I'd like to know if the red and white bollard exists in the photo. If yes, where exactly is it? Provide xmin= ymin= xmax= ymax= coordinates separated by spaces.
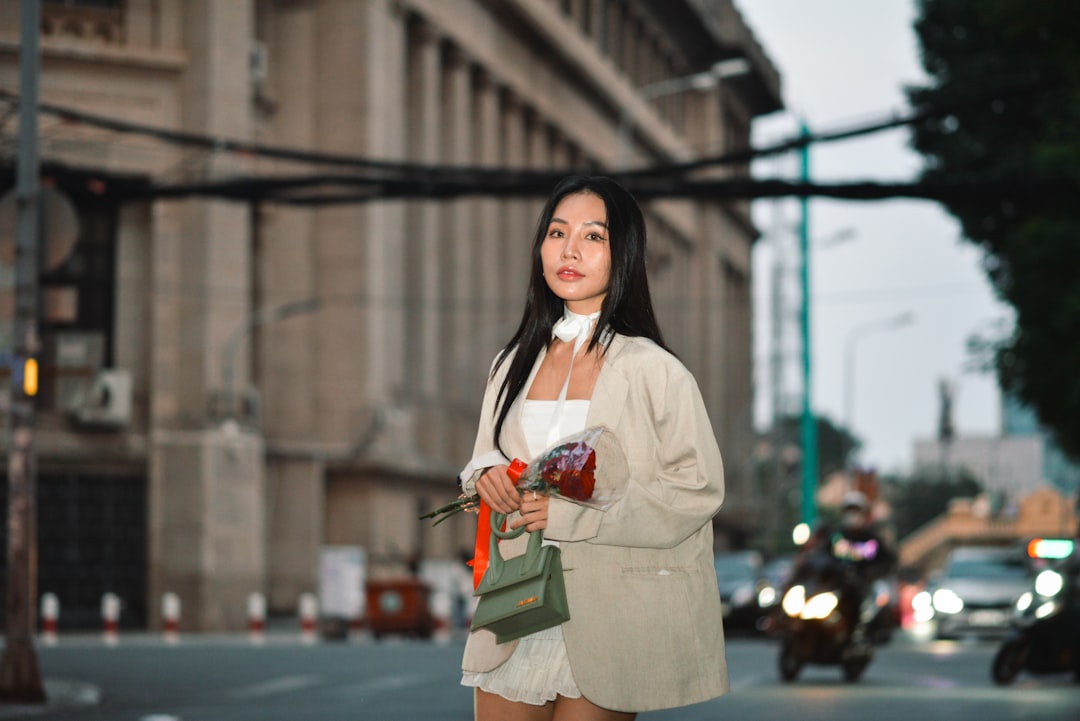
xmin=101 ymin=592 xmax=121 ymax=645
xmin=162 ymin=592 xmax=181 ymax=644
xmin=40 ymin=592 xmax=59 ymax=645
xmin=247 ymin=592 xmax=266 ymax=644
xmin=299 ymin=592 xmax=318 ymax=644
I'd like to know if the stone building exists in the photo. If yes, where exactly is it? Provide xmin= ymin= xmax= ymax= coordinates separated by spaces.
xmin=0 ymin=0 xmax=781 ymax=630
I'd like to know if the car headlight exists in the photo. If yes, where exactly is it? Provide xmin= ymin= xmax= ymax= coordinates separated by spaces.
xmin=1034 ymin=569 xmax=1064 ymax=598
xmin=758 ymin=585 xmax=777 ymax=607
xmin=912 ymin=590 xmax=935 ymax=621
xmin=932 ymin=588 xmax=964 ymax=615
xmin=732 ymin=585 xmax=755 ymax=607
xmin=1035 ymin=601 xmax=1060 ymax=619
xmin=1016 ymin=591 xmax=1033 ymax=613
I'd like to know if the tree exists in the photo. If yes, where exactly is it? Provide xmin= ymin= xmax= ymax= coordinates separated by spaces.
xmin=750 ymin=415 xmax=858 ymax=554
xmin=770 ymin=413 xmax=859 ymax=480
xmin=907 ymin=0 xmax=1080 ymax=459
xmin=882 ymin=465 xmax=982 ymax=541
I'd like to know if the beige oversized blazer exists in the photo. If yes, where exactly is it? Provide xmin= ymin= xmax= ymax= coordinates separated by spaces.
xmin=461 ymin=333 xmax=729 ymax=713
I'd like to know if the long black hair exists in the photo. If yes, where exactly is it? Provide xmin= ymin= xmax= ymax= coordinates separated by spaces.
xmin=490 ymin=175 xmax=669 ymax=455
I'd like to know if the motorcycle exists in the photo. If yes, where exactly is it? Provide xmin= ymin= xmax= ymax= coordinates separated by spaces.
xmin=775 ymin=550 xmax=888 ymax=683
xmin=991 ymin=559 xmax=1080 ymax=685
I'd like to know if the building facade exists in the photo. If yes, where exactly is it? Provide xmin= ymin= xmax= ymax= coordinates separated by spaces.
xmin=0 ymin=0 xmax=781 ymax=630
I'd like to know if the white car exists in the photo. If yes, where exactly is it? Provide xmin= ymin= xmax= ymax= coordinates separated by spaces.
xmin=925 ymin=546 xmax=1031 ymax=639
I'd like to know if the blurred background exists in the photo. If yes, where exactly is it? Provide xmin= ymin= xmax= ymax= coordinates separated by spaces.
xmin=0 ymin=0 xmax=1077 ymax=651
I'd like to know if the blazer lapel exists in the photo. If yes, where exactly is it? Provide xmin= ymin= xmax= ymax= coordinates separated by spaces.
xmin=587 ymin=335 xmax=629 ymax=431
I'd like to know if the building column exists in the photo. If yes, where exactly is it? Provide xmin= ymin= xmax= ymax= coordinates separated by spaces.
xmin=526 ymin=109 xmax=550 ymax=169
xmin=474 ymin=71 xmax=504 ymax=373
xmin=149 ymin=0 xmax=265 ymax=632
xmin=259 ymin=0 xmax=324 ymax=613
xmin=359 ymin=0 xmax=408 ymax=403
xmin=441 ymin=46 xmax=474 ymax=455
xmin=501 ymin=92 xmax=531 ymax=332
xmin=265 ymin=457 xmax=325 ymax=611
xmin=407 ymin=20 xmax=448 ymax=458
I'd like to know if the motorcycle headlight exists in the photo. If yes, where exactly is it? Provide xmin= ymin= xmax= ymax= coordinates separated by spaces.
xmin=1034 ymin=570 xmax=1064 ymax=598
xmin=801 ymin=591 xmax=839 ymax=620
xmin=1016 ymin=591 xmax=1033 ymax=613
xmin=782 ymin=585 xmax=806 ymax=617
xmin=932 ymin=588 xmax=964 ymax=615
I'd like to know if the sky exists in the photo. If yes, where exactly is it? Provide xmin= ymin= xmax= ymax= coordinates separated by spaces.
xmin=732 ymin=0 xmax=1014 ymax=473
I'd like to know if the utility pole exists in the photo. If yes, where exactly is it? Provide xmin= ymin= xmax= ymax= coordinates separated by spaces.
xmin=798 ymin=120 xmax=818 ymax=528
xmin=0 ymin=0 xmax=47 ymax=704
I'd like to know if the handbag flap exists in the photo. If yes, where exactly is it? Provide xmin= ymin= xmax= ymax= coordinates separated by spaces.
xmin=474 ymin=543 xmax=557 ymax=595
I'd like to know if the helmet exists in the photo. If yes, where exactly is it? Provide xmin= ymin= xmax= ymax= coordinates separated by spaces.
xmin=841 ymin=490 xmax=870 ymax=511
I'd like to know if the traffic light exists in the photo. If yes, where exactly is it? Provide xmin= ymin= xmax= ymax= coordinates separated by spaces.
xmin=22 ymin=357 xmax=38 ymax=396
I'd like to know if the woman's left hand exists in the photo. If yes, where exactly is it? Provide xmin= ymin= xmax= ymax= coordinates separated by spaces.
xmin=510 ymin=492 xmax=549 ymax=532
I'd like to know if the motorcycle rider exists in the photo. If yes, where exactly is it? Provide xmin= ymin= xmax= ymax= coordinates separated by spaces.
xmin=798 ymin=490 xmax=897 ymax=643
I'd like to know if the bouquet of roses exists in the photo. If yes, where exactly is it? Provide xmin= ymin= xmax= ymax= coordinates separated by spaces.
xmin=420 ymin=426 xmax=621 ymax=526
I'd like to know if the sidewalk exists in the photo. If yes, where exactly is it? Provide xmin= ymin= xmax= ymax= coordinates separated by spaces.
xmin=0 ymin=679 xmax=101 ymax=718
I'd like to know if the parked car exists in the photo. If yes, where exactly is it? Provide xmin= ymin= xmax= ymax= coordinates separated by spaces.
xmin=714 ymin=551 xmax=775 ymax=633
xmin=762 ymin=554 xmax=796 ymax=594
xmin=924 ymin=546 xmax=1032 ymax=639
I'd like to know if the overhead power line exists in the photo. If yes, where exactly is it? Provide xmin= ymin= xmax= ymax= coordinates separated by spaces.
xmin=0 ymin=75 xmax=1070 ymax=206
xmin=104 ymin=174 xmax=1069 ymax=205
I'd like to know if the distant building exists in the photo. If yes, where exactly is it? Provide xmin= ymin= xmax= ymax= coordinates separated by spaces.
xmin=913 ymin=392 xmax=1080 ymax=497
xmin=913 ymin=435 xmax=1043 ymax=496
xmin=0 ymin=0 xmax=782 ymax=629
xmin=1001 ymin=393 xmax=1080 ymax=495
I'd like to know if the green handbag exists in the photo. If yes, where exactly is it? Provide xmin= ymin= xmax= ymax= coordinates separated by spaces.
xmin=470 ymin=511 xmax=570 ymax=644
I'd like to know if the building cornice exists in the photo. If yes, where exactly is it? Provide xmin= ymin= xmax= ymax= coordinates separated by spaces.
xmin=0 ymin=34 xmax=186 ymax=72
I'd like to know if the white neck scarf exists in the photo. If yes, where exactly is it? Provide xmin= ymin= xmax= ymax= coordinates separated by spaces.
xmin=552 ymin=308 xmax=601 ymax=353
xmin=545 ymin=307 xmax=600 ymax=445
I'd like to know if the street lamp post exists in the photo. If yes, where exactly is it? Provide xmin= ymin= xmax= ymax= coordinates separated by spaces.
xmin=842 ymin=311 xmax=916 ymax=435
xmin=616 ymin=58 xmax=750 ymax=168
xmin=797 ymin=120 xmax=816 ymax=527
xmin=1 ymin=0 xmax=46 ymax=703
xmin=221 ymin=298 xmax=320 ymax=421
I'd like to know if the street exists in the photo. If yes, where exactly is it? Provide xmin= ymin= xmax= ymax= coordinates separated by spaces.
xmin=2 ymin=632 xmax=1076 ymax=721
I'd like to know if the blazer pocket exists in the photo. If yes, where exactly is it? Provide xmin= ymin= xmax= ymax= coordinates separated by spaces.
xmin=621 ymin=565 xmax=695 ymax=577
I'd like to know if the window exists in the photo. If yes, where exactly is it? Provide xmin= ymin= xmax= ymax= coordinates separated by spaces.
xmin=0 ymin=177 xmax=117 ymax=414
xmin=42 ymin=0 xmax=124 ymax=44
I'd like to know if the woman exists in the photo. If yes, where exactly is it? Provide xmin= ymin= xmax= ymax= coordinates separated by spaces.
xmin=458 ymin=176 xmax=728 ymax=720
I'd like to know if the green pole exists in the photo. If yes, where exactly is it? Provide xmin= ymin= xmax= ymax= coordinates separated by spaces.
xmin=798 ymin=120 xmax=817 ymax=527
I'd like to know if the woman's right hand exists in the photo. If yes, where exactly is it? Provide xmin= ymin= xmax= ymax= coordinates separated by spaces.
xmin=475 ymin=465 xmax=521 ymax=515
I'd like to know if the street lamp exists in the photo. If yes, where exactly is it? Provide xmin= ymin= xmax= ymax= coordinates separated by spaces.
xmin=221 ymin=297 xmax=320 ymax=421
xmin=842 ymin=311 xmax=916 ymax=434
xmin=616 ymin=57 xmax=751 ymax=168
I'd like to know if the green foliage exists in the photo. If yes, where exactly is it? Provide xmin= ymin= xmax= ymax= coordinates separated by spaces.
xmin=907 ymin=0 xmax=1080 ymax=459
xmin=882 ymin=465 xmax=982 ymax=541
xmin=773 ymin=413 xmax=860 ymax=480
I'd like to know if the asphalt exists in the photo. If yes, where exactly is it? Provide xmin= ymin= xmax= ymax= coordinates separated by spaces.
xmin=0 ymin=623 xmax=442 ymax=716
xmin=0 ymin=678 xmax=101 ymax=717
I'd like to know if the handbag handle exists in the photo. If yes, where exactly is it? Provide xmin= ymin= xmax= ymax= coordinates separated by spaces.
xmin=485 ymin=511 xmax=543 ymax=585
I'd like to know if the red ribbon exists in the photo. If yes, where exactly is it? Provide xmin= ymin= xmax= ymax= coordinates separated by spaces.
xmin=466 ymin=459 xmax=527 ymax=590
xmin=467 ymin=501 xmax=493 ymax=590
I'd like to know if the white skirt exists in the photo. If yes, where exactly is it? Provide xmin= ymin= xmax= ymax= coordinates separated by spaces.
xmin=461 ymin=624 xmax=582 ymax=706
